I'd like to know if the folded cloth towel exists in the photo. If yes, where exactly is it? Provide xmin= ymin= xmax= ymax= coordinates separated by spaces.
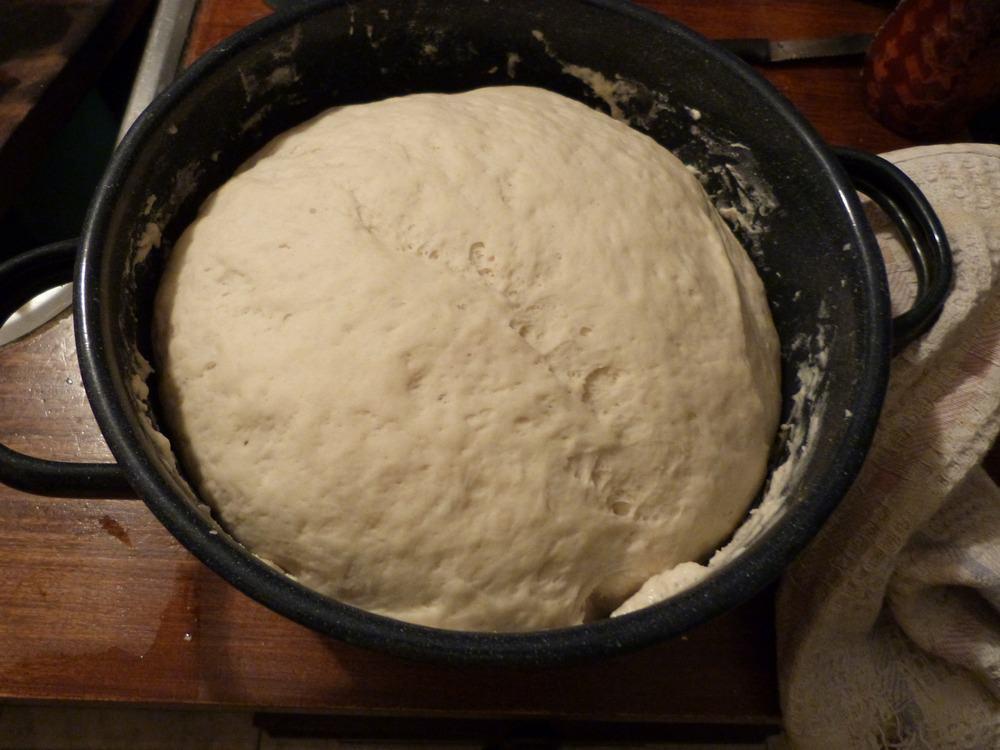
xmin=777 ymin=144 xmax=1000 ymax=749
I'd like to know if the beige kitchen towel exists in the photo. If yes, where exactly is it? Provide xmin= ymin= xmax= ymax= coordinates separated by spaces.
xmin=777 ymin=144 xmax=1000 ymax=749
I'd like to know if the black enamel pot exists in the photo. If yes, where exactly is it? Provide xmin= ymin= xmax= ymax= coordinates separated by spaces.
xmin=0 ymin=0 xmax=951 ymax=665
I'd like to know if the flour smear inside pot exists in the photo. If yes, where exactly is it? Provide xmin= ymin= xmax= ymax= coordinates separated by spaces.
xmin=151 ymin=85 xmax=780 ymax=631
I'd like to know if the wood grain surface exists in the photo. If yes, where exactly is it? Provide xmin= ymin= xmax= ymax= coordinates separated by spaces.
xmin=0 ymin=0 xmax=921 ymax=723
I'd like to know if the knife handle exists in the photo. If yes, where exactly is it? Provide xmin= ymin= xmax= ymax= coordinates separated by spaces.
xmin=715 ymin=38 xmax=771 ymax=64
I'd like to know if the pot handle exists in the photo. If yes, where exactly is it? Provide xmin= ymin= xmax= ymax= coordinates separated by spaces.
xmin=834 ymin=147 xmax=953 ymax=355
xmin=0 ymin=240 xmax=133 ymax=497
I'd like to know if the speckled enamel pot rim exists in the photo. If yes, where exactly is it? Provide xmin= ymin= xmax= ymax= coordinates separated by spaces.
xmin=72 ymin=0 xmax=904 ymax=665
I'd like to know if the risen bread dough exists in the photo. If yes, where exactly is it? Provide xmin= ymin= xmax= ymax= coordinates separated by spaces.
xmin=154 ymin=86 xmax=780 ymax=631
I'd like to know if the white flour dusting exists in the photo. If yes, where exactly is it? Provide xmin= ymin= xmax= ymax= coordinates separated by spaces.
xmin=132 ymin=222 xmax=161 ymax=271
xmin=506 ymin=52 xmax=521 ymax=78
xmin=129 ymin=350 xmax=176 ymax=471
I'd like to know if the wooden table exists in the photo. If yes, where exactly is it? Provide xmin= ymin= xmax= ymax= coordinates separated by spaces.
xmin=0 ymin=0 xmax=917 ymax=741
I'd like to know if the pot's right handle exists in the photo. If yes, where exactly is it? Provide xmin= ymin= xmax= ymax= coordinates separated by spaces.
xmin=0 ymin=240 xmax=133 ymax=497
xmin=834 ymin=147 xmax=953 ymax=355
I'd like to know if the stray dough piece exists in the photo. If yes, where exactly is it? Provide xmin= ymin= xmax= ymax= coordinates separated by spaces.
xmin=154 ymin=86 xmax=780 ymax=631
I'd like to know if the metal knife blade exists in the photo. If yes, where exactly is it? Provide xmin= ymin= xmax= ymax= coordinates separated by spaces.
xmin=716 ymin=33 xmax=874 ymax=63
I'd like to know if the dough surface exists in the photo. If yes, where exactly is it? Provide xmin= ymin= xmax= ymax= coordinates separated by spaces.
xmin=154 ymin=86 xmax=780 ymax=631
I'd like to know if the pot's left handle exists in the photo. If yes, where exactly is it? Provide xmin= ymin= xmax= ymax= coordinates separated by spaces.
xmin=0 ymin=240 xmax=134 ymax=497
